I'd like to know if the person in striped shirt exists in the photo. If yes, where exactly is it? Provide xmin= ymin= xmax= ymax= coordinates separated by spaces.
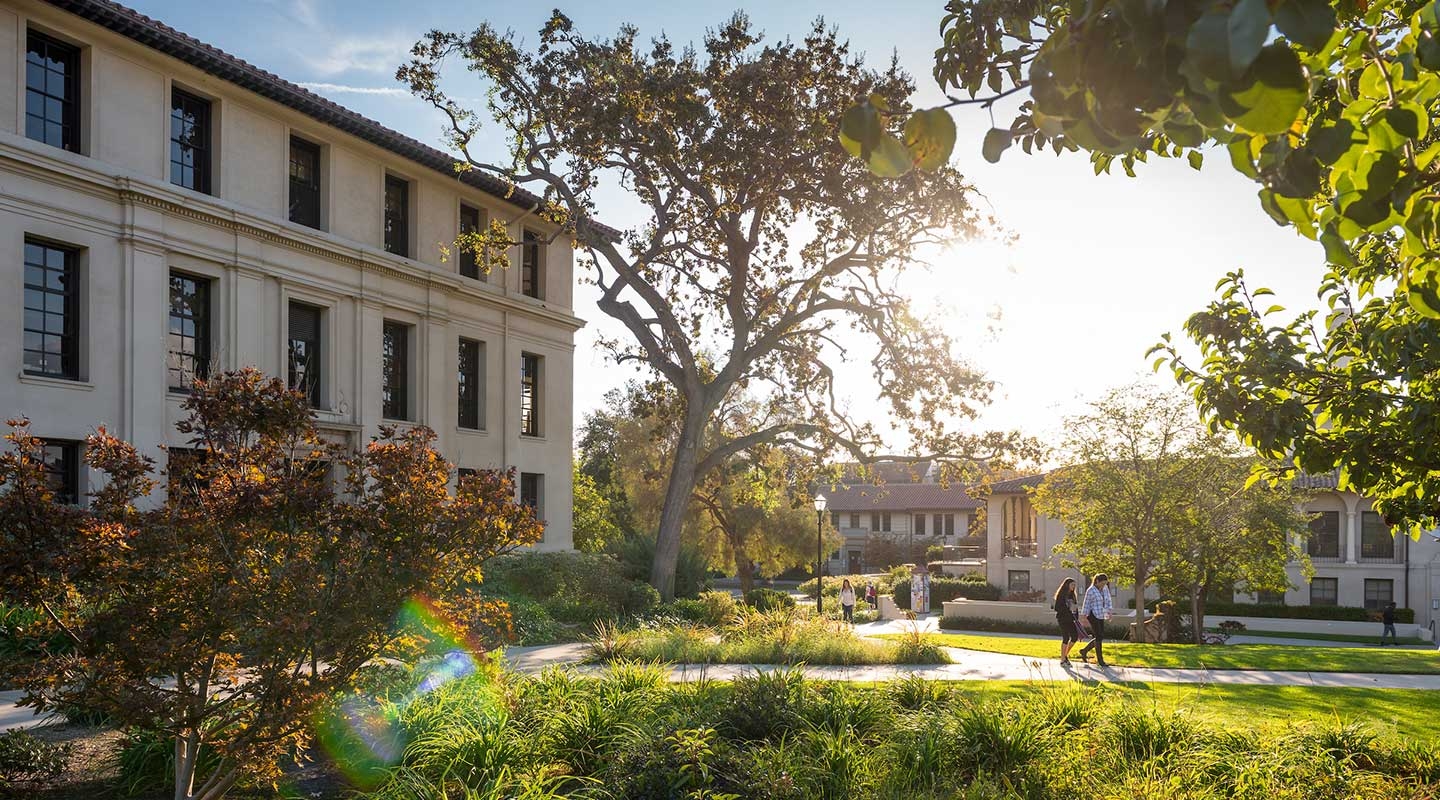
xmin=1076 ymin=573 xmax=1113 ymax=667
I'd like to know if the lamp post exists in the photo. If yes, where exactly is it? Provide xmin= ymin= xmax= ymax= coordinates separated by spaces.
xmin=812 ymin=493 xmax=828 ymax=615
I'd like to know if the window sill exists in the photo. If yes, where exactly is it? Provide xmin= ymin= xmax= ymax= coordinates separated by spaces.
xmin=456 ymin=426 xmax=489 ymax=437
xmin=519 ymin=433 xmax=547 ymax=442
xmin=18 ymin=372 xmax=94 ymax=392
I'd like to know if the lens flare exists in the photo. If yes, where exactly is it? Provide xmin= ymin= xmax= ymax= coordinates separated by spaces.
xmin=316 ymin=595 xmax=494 ymax=787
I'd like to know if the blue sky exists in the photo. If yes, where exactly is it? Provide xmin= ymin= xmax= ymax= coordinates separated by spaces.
xmin=126 ymin=0 xmax=1325 ymax=451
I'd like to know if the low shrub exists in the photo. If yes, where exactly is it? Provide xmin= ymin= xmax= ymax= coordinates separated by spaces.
xmin=114 ymin=728 xmax=224 ymax=798
xmin=796 ymin=574 xmax=893 ymax=599
xmin=924 ymin=545 xmax=946 ymax=563
xmin=486 ymin=551 xmax=661 ymax=627
xmin=744 ymin=588 xmax=795 ymax=612
xmin=609 ymin=534 xmax=711 ymax=599
xmin=938 ymin=615 xmax=1058 ymax=636
xmin=502 ymin=595 xmax=567 ymax=645
xmin=722 ymin=669 xmax=808 ymax=741
xmin=698 ymin=591 xmax=740 ymax=626
xmin=1217 ymin=620 xmax=1247 ymax=634
xmin=0 ymin=730 xmax=70 ymax=791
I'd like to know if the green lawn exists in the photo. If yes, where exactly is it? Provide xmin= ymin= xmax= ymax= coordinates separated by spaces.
xmin=937 ymin=681 xmax=1440 ymax=735
xmin=885 ymin=632 xmax=1440 ymax=674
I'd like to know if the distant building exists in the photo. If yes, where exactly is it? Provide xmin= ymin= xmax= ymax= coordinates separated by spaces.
xmin=819 ymin=464 xmax=1440 ymax=631
xmin=0 ymin=0 xmax=600 ymax=549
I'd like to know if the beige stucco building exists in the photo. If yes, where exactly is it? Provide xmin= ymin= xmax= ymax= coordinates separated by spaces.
xmin=1 ymin=0 xmax=587 ymax=548
xmin=821 ymin=464 xmax=1440 ymax=634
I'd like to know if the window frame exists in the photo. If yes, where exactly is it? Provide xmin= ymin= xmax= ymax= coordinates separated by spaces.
xmin=1363 ymin=578 xmax=1393 ymax=611
xmin=1307 ymin=510 xmax=1341 ymax=559
xmin=288 ymin=136 xmax=322 ymax=229
xmin=459 ymin=204 xmax=484 ymax=280
xmin=25 ymin=29 xmax=82 ymax=153
xmin=914 ymin=514 xmax=926 ymax=536
xmin=287 ymin=301 xmax=323 ymax=408
xmin=41 ymin=439 xmax=80 ymax=506
xmin=521 ymin=229 xmax=543 ymax=298
xmin=23 ymin=238 xmax=79 ymax=380
xmin=520 ymin=471 xmax=542 ymax=517
xmin=382 ymin=320 xmax=411 ymax=421
xmin=169 ymin=87 xmax=212 ymax=194
xmin=383 ymin=175 xmax=410 ymax=257
xmin=1309 ymin=577 xmax=1339 ymax=607
xmin=1007 ymin=570 xmax=1032 ymax=593
xmin=1360 ymin=511 xmax=1395 ymax=560
xmin=520 ymin=352 xmax=542 ymax=437
xmin=166 ymin=271 xmax=211 ymax=393
xmin=457 ymin=337 xmax=484 ymax=430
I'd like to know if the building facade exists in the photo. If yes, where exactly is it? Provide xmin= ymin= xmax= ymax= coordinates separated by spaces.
xmin=1 ymin=0 xmax=584 ymax=548
xmin=820 ymin=464 xmax=1440 ymax=632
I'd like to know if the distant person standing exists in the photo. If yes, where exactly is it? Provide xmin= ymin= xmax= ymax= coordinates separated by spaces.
xmin=1076 ymin=574 xmax=1113 ymax=668
xmin=866 ymin=583 xmax=877 ymax=609
xmin=839 ymin=579 xmax=857 ymax=624
xmin=1380 ymin=601 xmax=1399 ymax=645
xmin=1052 ymin=578 xmax=1081 ymax=664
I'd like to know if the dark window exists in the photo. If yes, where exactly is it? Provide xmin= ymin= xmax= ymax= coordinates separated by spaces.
xmin=384 ymin=176 xmax=409 ymax=257
xmin=459 ymin=204 xmax=483 ymax=279
xmin=943 ymin=513 xmax=956 ymax=536
xmin=287 ymin=302 xmax=322 ymax=407
xmin=1255 ymin=590 xmax=1285 ymax=605
xmin=26 ymin=30 xmax=80 ymax=152
xmin=1363 ymin=579 xmax=1393 ymax=611
xmin=520 ymin=353 xmax=541 ymax=436
xmin=1310 ymin=577 xmax=1338 ymax=606
xmin=1307 ymin=510 xmax=1341 ymax=559
xmin=382 ymin=321 xmax=409 ymax=420
xmin=1360 ymin=511 xmax=1395 ymax=559
xmin=830 ymin=512 xmax=840 ymax=529
xmin=170 ymin=88 xmax=211 ymax=193
xmin=520 ymin=472 xmax=542 ymax=516
xmin=881 ymin=512 xmax=892 ymax=532
xmin=458 ymin=337 xmax=483 ymax=430
xmin=521 ymin=229 xmax=542 ymax=298
xmin=23 ymin=239 xmax=78 ymax=379
xmin=41 ymin=440 xmax=79 ymax=505
xmin=167 ymin=273 xmax=210 ymax=392
xmin=1007 ymin=570 xmax=1031 ymax=592
xmin=914 ymin=514 xmax=926 ymax=536
xmin=288 ymin=137 xmax=321 ymax=228
xmin=849 ymin=513 xmax=860 ymax=529
xmin=870 ymin=512 xmax=880 ymax=531
xmin=458 ymin=467 xmax=477 ymax=481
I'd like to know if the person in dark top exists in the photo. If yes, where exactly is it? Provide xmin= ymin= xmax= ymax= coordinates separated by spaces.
xmin=1380 ymin=601 xmax=1398 ymax=645
xmin=1053 ymin=577 xmax=1081 ymax=665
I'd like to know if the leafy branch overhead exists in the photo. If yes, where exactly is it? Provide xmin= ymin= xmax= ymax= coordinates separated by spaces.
xmin=848 ymin=0 xmax=1440 ymax=316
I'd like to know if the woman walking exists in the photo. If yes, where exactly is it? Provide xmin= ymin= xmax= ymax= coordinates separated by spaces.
xmin=839 ymin=579 xmax=857 ymax=624
xmin=1075 ymin=573 xmax=1112 ymax=668
xmin=1053 ymin=578 xmax=1081 ymax=664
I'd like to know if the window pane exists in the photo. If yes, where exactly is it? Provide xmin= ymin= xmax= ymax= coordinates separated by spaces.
xmin=170 ymin=90 xmax=211 ymax=193
xmin=383 ymin=321 xmax=409 ymax=420
xmin=287 ymin=303 xmax=322 ymax=407
xmin=288 ymin=137 xmax=321 ymax=228
xmin=384 ymin=177 xmax=409 ymax=256
xmin=458 ymin=338 xmax=483 ymax=429
xmin=22 ymin=240 xmax=78 ymax=379
xmin=25 ymin=31 xmax=79 ymax=152
xmin=520 ymin=353 xmax=540 ymax=436
xmin=167 ymin=273 xmax=210 ymax=392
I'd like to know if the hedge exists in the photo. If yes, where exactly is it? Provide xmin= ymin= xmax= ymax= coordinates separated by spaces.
xmin=1128 ymin=597 xmax=1417 ymax=624
xmin=892 ymin=576 xmax=1003 ymax=610
xmin=938 ymin=615 xmax=1058 ymax=636
xmin=1205 ymin=601 xmax=1415 ymax=624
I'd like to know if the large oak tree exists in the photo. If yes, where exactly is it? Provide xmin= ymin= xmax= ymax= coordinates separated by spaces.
xmin=401 ymin=14 xmax=1024 ymax=598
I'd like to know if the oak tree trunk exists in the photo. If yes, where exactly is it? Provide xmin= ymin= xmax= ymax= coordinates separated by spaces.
xmin=651 ymin=411 xmax=705 ymax=601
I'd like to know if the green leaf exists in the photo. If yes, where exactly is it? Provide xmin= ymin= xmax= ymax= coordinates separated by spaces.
xmin=1386 ymin=103 xmax=1429 ymax=139
xmin=1274 ymin=0 xmax=1337 ymax=51
xmin=1319 ymin=227 xmax=1355 ymax=266
xmin=982 ymin=127 xmax=1012 ymax=164
xmin=1227 ymin=45 xmax=1309 ymax=135
xmin=869 ymin=134 xmax=913 ymax=177
xmin=1418 ymin=32 xmax=1440 ymax=72
xmin=1228 ymin=0 xmax=1274 ymax=75
xmin=1187 ymin=12 xmax=1233 ymax=82
xmin=1419 ymin=0 xmax=1440 ymax=33
xmin=1307 ymin=120 xmax=1359 ymax=164
xmin=903 ymin=108 xmax=957 ymax=171
xmin=1187 ymin=150 xmax=1204 ymax=170
xmin=839 ymin=104 xmax=882 ymax=159
xmin=1406 ymin=260 xmax=1440 ymax=318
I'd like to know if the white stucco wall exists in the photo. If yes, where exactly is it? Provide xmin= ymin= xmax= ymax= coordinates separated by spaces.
xmin=0 ymin=0 xmax=579 ymax=549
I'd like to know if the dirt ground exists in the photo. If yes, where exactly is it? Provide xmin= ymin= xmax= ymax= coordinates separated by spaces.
xmin=13 ymin=724 xmax=349 ymax=800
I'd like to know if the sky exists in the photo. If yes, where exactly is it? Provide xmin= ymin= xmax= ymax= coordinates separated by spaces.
xmin=124 ymin=0 xmax=1329 ymax=456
